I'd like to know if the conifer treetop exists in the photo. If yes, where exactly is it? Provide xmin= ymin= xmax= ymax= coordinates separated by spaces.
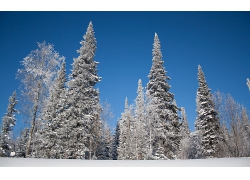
xmin=152 ymin=33 xmax=163 ymax=63
xmin=69 ymin=21 xmax=100 ymax=89
xmin=125 ymin=97 xmax=129 ymax=111
xmin=137 ymin=79 xmax=143 ymax=94
xmin=197 ymin=65 xmax=209 ymax=90
xmin=2 ymin=91 xmax=18 ymax=133
xmin=147 ymin=33 xmax=172 ymax=103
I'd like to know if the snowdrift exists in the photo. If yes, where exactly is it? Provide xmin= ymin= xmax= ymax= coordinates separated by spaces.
xmin=0 ymin=157 xmax=249 ymax=167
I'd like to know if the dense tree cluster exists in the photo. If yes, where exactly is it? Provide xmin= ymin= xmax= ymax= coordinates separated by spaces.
xmin=1 ymin=22 xmax=250 ymax=159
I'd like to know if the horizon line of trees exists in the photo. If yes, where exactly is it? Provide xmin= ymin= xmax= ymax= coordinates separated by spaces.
xmin=0 ymin=22 xmax=250 ymax=159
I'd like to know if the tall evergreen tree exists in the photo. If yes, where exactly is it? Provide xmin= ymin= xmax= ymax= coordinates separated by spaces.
xmin=111 ymin=122 xmax=120 ymax=160
xmin=0 ymin=91 xmax=18 ymax=157
xmin=64 ymin=22 xmax=101 ymax=159
xmin=134 ymin=79 xmax=149 ymax=159
xmin=35 ymin=60 xmax=67 ymax=158
xmin=195 ymin=65 xmax=220 ymax=158
xmin=117 ymin=98 xmax=135 ymax=159
xmin=146 ymin=33 xmax=181 ymax=159
xmin=180 ymin=107 xmax=190 ymax=138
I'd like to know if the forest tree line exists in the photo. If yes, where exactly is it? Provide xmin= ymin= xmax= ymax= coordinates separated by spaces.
xmin=0 ymin=22 xmax=250 ymax=160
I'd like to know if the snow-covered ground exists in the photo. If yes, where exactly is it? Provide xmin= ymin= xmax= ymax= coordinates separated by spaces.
xmin=0 ymin=157 xmax=249 ymax=167
xmin=1 ymin=158 xmax=249 ymax=180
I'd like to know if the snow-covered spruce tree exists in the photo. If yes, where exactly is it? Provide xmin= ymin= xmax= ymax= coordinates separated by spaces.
xmin=0 ymin=91 xmax=18 ymax=157
xmin=146 ymin=33 xmax=181 ymax=160
xmin=111 ymin=122 xmax=120 ymax=160
xmin=17 ymin=42 xmax=64 ymax=157
xmin=64 ymin=22 xmax=101 ymax=159
xmin=134 ymin=79 xmax=149 ymax=160
xmin=180 ymin=107 xmax=190 ymax=139
xmin=117 ymin=98 xmax=129 ymax=160
xmin=195 ymin=65 xmax=220 ymax=158
xmin=34 ymin=60 xmax=67 ymax=158
xmin=178 ymin=107 xmax=191 ymax=159
xmin=117 ymin=98 xmax=136 ymax=160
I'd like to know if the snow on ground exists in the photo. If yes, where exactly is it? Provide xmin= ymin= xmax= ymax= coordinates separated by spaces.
xmin=0 ymin=157 xmax=250 ymax=167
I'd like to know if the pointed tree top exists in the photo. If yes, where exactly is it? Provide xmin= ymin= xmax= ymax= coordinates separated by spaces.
xmin=86 ymin=21 xmax=94 ymax=33
xmin=125 ymin=97 xmax=129 ymax=110
xmin=180 ymin=107 xmax=186 ymax=115
xmin=197 ymin=65 xmax=206 ymax=80
xmin=12 ymin=90 xmax=17 ymax=97
xmin=88 ymin=21 xmax=93 ymax=27
xmin=137 ymin=79 xmax=143 ymax=93
xmin=154 ymin=33 xmax=159 ymax=42
xmin=152 ymin=32 xmax=162 ymax=63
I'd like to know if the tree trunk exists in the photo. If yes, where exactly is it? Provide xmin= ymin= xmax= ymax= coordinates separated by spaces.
xmin=25 ymin=83 xmax=41 ymax=157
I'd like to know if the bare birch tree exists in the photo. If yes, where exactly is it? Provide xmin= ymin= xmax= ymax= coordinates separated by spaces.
xmin=16 ymin=42 xmax=64 ymax=157
xmin=212 ymin=91 xmax=250 ymax=157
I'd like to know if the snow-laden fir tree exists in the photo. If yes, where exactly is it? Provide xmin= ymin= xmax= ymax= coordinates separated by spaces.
xmin=34 ymin=60 xmax=67 ymax=158
xmin=180 ymin=107 xmax=190 ymax=139
xmin=117 ymin=98 xmax=131 ymax=159
xmin=117 ymin=98 xmax=138 ymax=160
xmin=195 ymin=65 xmax=220 ymax=158
xmin=64 ymin=21 xmax=102 ymax=159
xmin=17 ymin=42 xmax=64 ymax=157
xmin=111 ymin=122 xmax=120 ymax=160
xmin=134 ymin=79 xmax=149 ymax=160
xmin=0 ymin=91 xmax=18 ymax=157
xmin=146 ymin=33 xmax=181 ymax=159
xmin=178 ymin=107 xmax=191 ymax=159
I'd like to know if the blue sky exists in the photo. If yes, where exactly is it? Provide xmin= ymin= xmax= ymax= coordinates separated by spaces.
xmin=0 ymin=11 xmax=250 ymax=135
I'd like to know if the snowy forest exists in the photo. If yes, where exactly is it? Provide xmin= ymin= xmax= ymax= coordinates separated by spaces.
xmin=1 ymin=21 xmax=250 ymax=160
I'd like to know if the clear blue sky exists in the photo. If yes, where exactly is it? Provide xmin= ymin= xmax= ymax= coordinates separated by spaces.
xmin=1 ymin=12 xmax=250 ymax=135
